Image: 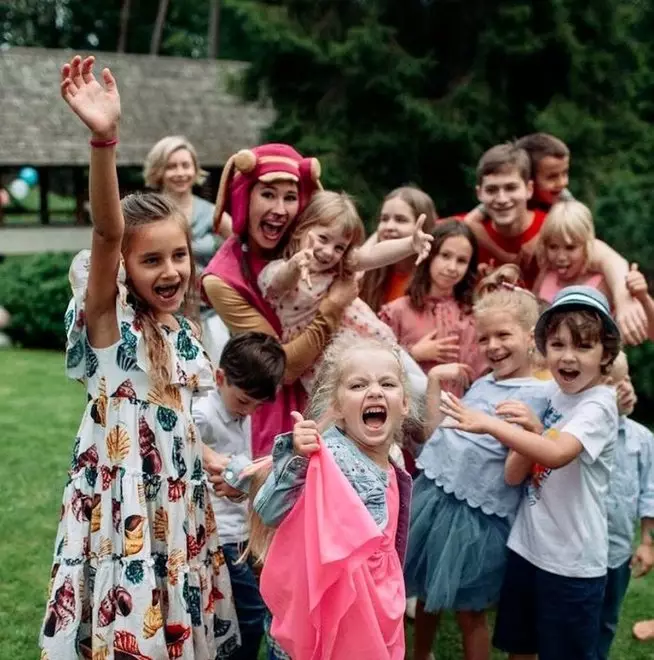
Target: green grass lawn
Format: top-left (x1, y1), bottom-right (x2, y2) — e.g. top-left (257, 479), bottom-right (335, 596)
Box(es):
top-left (1, 347), bottom-right (653, 659)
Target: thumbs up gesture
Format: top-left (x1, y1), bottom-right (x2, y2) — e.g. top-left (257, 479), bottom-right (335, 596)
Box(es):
top-left (291, 411), bottom-right (321, 456)
top-left (411, 214), bottom-right (433, 266)
top-left (626, 263), bottom-right (649, 301)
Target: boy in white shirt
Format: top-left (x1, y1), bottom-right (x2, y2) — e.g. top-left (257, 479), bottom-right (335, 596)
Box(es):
top-left (193, 332), bottom-right (286, 660)
top-left (440, 286), bottom-right (621, 660)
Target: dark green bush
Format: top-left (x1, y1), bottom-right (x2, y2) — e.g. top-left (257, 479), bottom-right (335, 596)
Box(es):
top-left (0, 253), bottom-right (73, 349)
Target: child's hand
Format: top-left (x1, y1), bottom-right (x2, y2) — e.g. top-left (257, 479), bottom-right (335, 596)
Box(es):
top-left (60, 55), bottom-right (120, 138)
top-left (631, 543), bottom-right (654, 578)
top-left (203, 446), bottom-right (230, 475)
top-left (411, 214), bottom-right (433, 266)
top-left (627, 263), bottom-right (649, 302)
top-left (326, 275), bottom-right (359, 309)
top-left (495, 401), bottom-right (543, 434)
top-left (291, 411), bottom-right (321, 457)
top-left (208, 473), bottom-right (246, 500)
top-left (428, 363), bottom-right (475, 389)
top-left (616, 380), bottom-right (638, 415)
top-left (411, 331), bottom-right (460, 363)
top-left (439, 391), bottom-right (493, 434)
top-left (290, 247), bottom-right (314, 289)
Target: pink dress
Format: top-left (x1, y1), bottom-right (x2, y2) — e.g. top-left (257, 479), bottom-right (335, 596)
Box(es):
top-left (258, 260), bottom-right (397, 392)
top-left (260, 444), bottom-right (405, 660)
top-left (536, 270), bottom-right (606, 304)
top-left (379, 295), bottom-right (487, 397)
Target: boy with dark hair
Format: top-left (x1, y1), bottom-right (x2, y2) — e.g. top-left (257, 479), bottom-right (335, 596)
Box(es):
top-left (193, 331), bottom-right (286, 660)
top-left (464, 142), bottom-right (647, 344)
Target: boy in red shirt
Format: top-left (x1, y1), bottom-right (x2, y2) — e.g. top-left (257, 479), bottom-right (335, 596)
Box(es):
top-left (464, 141), bottom-right (646, 343)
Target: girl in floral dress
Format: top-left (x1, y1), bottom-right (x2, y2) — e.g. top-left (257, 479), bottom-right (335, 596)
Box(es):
top-left (40, 55), bottom-right (239, 660)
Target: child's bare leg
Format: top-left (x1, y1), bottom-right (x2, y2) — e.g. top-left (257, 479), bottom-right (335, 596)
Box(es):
top-left (455, 610), bottom-right (490, 660)
top-left (413, 600), bottom-right (441, 660)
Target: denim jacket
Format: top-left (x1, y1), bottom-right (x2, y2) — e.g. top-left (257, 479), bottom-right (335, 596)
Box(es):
top-left (252, 425), bottom-right (413, 565)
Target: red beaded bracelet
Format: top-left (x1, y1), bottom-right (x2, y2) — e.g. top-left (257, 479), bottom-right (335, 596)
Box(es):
top-left (89, 137), bottom-right (119, 148)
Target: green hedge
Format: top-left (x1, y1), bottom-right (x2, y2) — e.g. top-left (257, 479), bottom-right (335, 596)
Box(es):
top-left (0, 253), bottom-right (73, 349)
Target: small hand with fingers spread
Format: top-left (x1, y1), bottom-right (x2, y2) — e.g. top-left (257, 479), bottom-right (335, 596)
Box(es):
top-left (60, 55), bottom-right (120, 139)
top-left (428, 363), bottom-right (475, 390)
top-left (411, 214), bottom-right (433, 266)
top-left (291, 411), bottom-right (321, 457)
top-left (495, 401), bottom-right (543, 434)
top-left (627, 263), bottom-right (649, 302)
top-left (439, 392), bottom-right (493, 434)
top-left (411, 332), bottom-right (460, 364)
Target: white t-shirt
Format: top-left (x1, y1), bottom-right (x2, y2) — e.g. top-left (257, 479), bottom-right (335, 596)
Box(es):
top-left (192, 390), bottom-right (251, 545)
top-left (507, 384), bottom-right (617, 578)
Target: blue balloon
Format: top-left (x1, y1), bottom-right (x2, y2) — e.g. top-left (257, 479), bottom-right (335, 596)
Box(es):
top-left (18, 167), bottom-right (38, 186)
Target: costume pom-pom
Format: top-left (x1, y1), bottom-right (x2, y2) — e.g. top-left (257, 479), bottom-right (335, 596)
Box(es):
top-left (233, 149), bottom-right (257, 174)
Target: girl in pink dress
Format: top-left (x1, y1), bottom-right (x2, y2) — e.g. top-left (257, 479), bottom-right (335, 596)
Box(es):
top-left (533, 200), bottom-right (609, 304)
top-left (249, 337), bottom-right (414, 660)
top-left (257, 190), bottom-right (432, 395)
top-left (379, 219), bottom-right (487, 398)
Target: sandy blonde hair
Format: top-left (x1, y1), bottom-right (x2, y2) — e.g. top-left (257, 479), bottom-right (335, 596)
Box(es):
top-left (143, 136), bottom-right (208, 190)
top-left (121, 192), bottom-right (200, 391)
top-left (360, 186), bottom-right (438, 312)
top-left (537, 200), bottom-right (595, 272)
top-left (284, 190), bottom-right (364, 276)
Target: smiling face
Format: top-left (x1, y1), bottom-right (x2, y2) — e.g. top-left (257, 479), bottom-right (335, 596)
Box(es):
top-left (429, 234), bottom-right (473, 297)
top-left (123, 217), bottom-right (192, 318)
top-left (544, 317), bottom-right (607, 395)
top-left (476, 169), bottom-right (534, 235)
top-left (334, 348), bottom-right (408, 465)
top-left (248, 181), bottom-right (300, 252)
top-left (544, 236), bottom-right (586, 282)
top-left (476, 310), bottom-right (533, 380)
top-left (161, 148), bottom-right (196, 196)
top-left (377, 197), bottom-right (417, 242)
top-left (534, 156), bottom-right (570, 206)
top-left (301, 223), bottom-right (351, 273)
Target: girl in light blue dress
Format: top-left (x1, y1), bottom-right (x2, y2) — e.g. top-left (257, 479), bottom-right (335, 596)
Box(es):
top-left (406, 279), bottom-right (551, 660)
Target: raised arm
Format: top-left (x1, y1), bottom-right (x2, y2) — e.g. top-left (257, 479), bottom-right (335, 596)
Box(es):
top-left (354, 214), bottom-right (432, 271)
top-left (61, 55), bottom-right (123, 347)
top-left (626, 264), bottom-right (654, 341)
top-left (592, 240), bottom-right (647, 345)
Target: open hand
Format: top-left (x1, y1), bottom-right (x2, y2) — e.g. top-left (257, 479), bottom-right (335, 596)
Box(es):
top-left (411, 214), bottom-right (433, 266)
top-left (60, 55), bottom-right (120, 138)
top-left (411, 332), bottom-right (460, 363)
top-left (496, 400), bottom-right (543, 434)
top-left (291, 411), bottom-right (321, 457)
top-left (439, 391), bottom-right (493, 434)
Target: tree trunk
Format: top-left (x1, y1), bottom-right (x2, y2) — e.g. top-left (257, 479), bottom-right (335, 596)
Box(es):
top-left (117, 0), bottom-right (132, 53)
top-left (207, 0), bottom-right (221, 59)
top-left (150, 0), bottom-right (170, 56)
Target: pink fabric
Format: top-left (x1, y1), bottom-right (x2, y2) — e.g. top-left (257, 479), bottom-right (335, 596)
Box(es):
top-left (379, 295), bottom-right (487, 397)
top-left (202, 238), bottom-right (306, 457)
top-left (261, 445), bottom-right (406, 660)
top-left (537, 270), bottom-right (606, 305)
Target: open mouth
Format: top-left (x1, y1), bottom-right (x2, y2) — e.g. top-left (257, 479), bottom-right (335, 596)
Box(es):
top-left (260, 219), bottom-right (286, 242)
top-left (488, 353), bottom-right (510, 366)
top-left (313, 254), bottom-right (333, 267)
top-left (154, 283), bottom-right (181, 301)
top-left (558, 368), bottom-right (580, 382)
top-left (362, 405), bottom-right (387, 430)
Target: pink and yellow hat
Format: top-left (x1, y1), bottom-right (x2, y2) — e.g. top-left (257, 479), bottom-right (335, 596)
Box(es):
top-left (214, 143), bottom-right (322, 236)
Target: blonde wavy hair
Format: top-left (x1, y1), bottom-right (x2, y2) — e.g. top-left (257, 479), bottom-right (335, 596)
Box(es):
top-left (284, 190), bottom-right (364, 276)
top-left (121, 192), bottom-right (200, 391)
top-left (536, 200), bottom-right (595, 272)
top-left (143, 136), bottom-right (208, 190)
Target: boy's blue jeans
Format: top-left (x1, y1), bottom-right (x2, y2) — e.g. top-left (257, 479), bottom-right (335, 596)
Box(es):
top-left (222, 543), bottom-right (266, 660)
top-left (596, 559), bottom-right (632, 660)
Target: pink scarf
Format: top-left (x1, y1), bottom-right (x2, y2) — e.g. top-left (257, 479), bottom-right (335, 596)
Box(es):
top-left (202, 237), bottom-right (306, 457)
top-left (260, 444), bottom-right (405, 659)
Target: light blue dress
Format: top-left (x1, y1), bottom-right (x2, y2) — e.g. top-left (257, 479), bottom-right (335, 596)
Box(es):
top-left (405, 374), bottom-right (551, 612)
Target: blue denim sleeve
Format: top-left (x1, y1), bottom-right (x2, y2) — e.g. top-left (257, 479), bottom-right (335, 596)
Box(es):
top-left (253, 432), bottom-right (309, 527)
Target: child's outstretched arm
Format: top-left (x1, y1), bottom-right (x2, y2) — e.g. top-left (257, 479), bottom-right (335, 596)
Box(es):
top-left (353, 213), bottom-right (432, 271)
top-left (440, 394), bottom-right (587, 469)
top-left (626, 263), bottom-right (654, 341)
top-left (592, 240), bottom-right (647, 345)
top-left (424, 364), bottom-right (474, 437)
top-left (265, 243), bottom-right (315, 295)
top-left (61, 55), bottom-right (122, 345)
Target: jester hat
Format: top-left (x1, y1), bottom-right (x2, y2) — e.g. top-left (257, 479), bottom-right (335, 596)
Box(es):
top-left (214, 143), bottom-right (322, 236)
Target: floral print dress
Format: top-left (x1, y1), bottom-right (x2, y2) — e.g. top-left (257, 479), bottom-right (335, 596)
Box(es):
top-left (40, 251), bottom-right (240, 660)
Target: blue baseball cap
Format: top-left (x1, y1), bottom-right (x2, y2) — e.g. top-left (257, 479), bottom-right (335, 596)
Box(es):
top-left (534, 285), bottom-right (620, 354)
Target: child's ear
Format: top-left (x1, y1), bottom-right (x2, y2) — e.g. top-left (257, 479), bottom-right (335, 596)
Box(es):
top-left (215, 368), bottom-right (225, 387)
top-left (401, 394), bottom-right (410, 417)
top-left (526, 179), bottom-right (534, 200)
top-left (475, 184), bottom-right (483, 202)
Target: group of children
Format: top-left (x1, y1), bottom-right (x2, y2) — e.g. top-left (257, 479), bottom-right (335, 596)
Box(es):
top-left (39, 53), bottom-right (654, 660)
